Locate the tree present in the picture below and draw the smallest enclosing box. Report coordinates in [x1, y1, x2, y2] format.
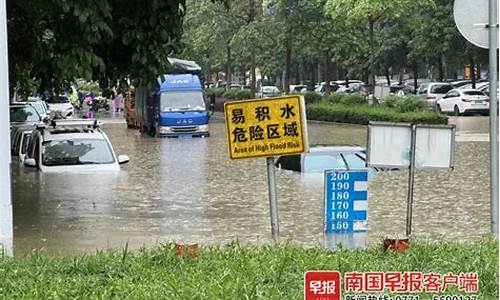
[326, 0, 433, 93]
[7, 0, 226, 95]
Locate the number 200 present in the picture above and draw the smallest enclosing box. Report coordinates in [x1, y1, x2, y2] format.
[332, 172, 349, 181]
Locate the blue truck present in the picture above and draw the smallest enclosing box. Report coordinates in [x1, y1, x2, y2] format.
[135, 59, 210, 138]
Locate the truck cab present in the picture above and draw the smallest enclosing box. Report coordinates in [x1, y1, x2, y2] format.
[154, 74, 209, 138]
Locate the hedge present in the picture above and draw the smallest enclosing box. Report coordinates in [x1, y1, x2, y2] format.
[382, 95, 426, 112]
[205, 88, 225, 97]
[306, 102, 448, 125]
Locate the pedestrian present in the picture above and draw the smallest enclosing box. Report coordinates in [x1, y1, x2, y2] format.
[113, 91, 123, 113]
[83, 95, 94, 119]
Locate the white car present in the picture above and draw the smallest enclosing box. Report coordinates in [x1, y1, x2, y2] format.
[11, 126, 33, 163]
[24, 119, 129, 173]
[417, 82, 453, 106]
[258, 86, 281, 98]
[437, 89, 489, 116]
[45, 95, 74, 118]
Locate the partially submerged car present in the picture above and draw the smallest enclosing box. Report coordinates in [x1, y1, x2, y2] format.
[24, 119, 129, 173]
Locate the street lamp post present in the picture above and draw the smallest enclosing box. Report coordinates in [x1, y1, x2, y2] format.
[0, 0, 13, 256]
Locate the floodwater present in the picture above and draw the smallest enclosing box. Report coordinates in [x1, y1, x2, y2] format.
[12, 115, 491, 253]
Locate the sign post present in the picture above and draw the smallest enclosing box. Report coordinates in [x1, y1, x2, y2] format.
[224, 95, 308, 241]
[405, 125, 417, 236]
[266, 157, 279, 240]
[367, 122, 456, 237]
[0, 0, 13, 256]
[453, 0, 499, 236]
[487, 0, 498, 236]
[324, 170, 369, 250]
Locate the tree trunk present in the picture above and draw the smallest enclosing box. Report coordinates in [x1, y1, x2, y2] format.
[385, 67, 391, 86]
[310, 61, 316, 91]
[324, 52, 331, 95]
[249, 0, 256, 98]
[438, 54, 444, 82]
[369, 18, 375, 96]
[284, 32, 292, 93]
[413, 63, 418, 94]
[471, 56, 476, 89]
[226, 44, 232, 90]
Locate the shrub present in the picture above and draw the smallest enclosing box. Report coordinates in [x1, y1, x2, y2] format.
[303, 92, 322, 104]
[383, 95, 426, 112]
[306, 102, 447, 125]
[222, 89, 251, 100]
[341, 93, 367, 105]
[324, 93, 367, 105]
[205, 88, 225, 97]
[324, 93, 345, 104]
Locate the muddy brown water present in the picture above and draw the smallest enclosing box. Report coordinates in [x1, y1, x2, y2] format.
[12, 116, 491, 253]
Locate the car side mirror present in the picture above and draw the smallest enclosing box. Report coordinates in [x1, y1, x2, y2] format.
[24, 158, 36, 168]
[118, 155, 130, 164]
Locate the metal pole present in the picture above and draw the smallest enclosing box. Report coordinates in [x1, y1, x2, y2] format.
[0, 0, 13, 256]
[266, 157, 279, 240]
[488, 0, 499, 236]
[405, 125, 417, 237]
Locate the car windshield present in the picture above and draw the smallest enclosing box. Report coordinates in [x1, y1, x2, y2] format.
[464, 91, 486, 96]
[160, 91, 205, 112]
[10, 106, 40, 122]
[42, 138, 115, 166]
[303, 154, 346, 173]
[342, 153, 366, 169]
[46, 96, 70, 104]
[430, 84, 453, 94]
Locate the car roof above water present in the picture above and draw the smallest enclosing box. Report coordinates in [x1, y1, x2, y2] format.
[42, 127, 105, 141]
[309, 144, 364, 153]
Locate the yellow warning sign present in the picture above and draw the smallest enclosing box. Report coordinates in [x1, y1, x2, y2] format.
[224, 95, 308, 159]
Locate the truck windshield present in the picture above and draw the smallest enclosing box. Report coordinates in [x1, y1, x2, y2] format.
[160, 91, 206, 112]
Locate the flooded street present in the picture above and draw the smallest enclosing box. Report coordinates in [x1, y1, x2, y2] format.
[12, 115, 491, 253]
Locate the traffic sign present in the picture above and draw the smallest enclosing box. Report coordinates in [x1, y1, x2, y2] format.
[453, 0, 498, 49]
[224, 95, 308, 159]
[324, 170, 368, 233]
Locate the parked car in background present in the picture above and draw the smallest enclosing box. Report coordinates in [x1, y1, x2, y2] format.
[27, 97, 50, 119]
[9, 103, 42, 128]
[437, 89, 489, 116]
[290, 85, 307, 93]
[24, 119, 129, 173]
[258, 86, 281, 98]
[334, 80, 364, 93]
[229, 83, 242, 89]
[417, 82, 453, 106]
[10, 126, 33, 162]
[457, 82, 489, 91]
[449, 80, 471, 88]
[45, 95, 74, 118]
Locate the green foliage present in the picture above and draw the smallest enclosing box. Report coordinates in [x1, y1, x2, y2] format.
[79, 82, 101, 95]
[0, 240, 497, 298]
[307, 102, 447, 124]
[325, 93, 367, 105]
[7, 0, 205, 93]
[205, 88, 226, 97]
[222, 89, 252, 100]
[303, 92, 322, 104]
[383, 95, 426, 112]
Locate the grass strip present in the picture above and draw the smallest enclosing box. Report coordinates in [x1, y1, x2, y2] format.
[0, 240, 497, 299]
